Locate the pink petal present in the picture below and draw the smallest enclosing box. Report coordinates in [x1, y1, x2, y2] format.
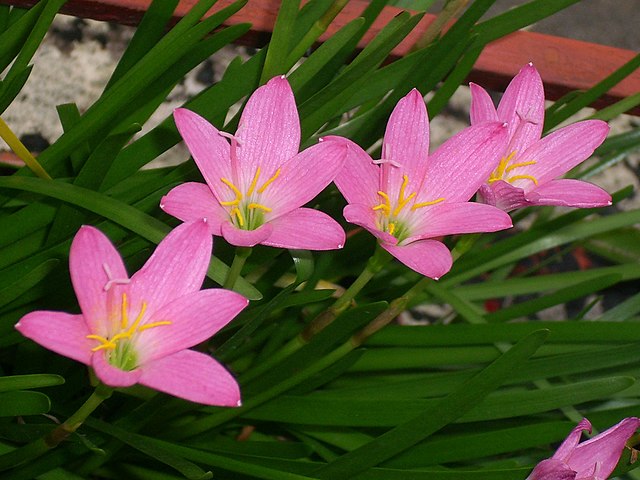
[137, 289, 248, 363]
[173, 108, 231, 203]
[421, 122, 508, 203]
[262, 139, 347, 215]
[262, 207, 346, 250]
[406, 202, 512, 242]
[525, 179, 612, 208]
[160, 182, 229, 236]
[236, 76, 301, 182]
[92, 351, 141, 387]
[382, 89, 430, 200]
[567, 417, 640, 478]
[553, 418, 592, 461]
[478, 181, 530, 212]
[469, 83, 498, 124]
[221, 221, 273, 247]
[521, 120, 609, 185]
[343, 204, 397, 245]
[526, 458, 577, 480]
[69, 226, 128, 333]
[139, 349, 241, 407]
[381, 239, 452, 279]
[497, 63, 545, 155]
[330, 136, 379, 207]
[128, 220, 212, 310]
[15, 311, 92, 365]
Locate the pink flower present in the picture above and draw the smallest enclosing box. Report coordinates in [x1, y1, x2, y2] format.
[15, 221, 248, 407]
[161, 76, 347, 250]
[527, 417, 640, 480]
[328, 89, 512, 279]
[470, 63, 611, 211]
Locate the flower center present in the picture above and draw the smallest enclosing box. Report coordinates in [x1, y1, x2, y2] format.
[219, 166, 280, 230]
[373, 174, 444, 242]
[488, 151, 538, 186]
[86, 293, 172, 371]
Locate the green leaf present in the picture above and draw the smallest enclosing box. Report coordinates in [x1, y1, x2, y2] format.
[260, 0, 300, 82]
[0, 374, 64, 393]
[0, 259, 58, 308]
[0, 391, 50, 417]
[312, 330, 548, 479]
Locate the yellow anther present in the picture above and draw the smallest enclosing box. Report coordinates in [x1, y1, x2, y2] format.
[230, 207, 245, 227]
[220, 177, 243, 205]
[392, 174, 417, 216]
[507, 174, 538, 185]
[411, 197, 445, 210]
[138, 321, 172, 332]
[506, 160, 537, 172]
[247, 167, 261, 196]
[121, 293, 128, 329]
[86, 334, 117, 352]
[248, 203, 272, 212]
[489, 151, 517, 182]
[258, 168, 281, 193]
[374, 191, 392, 217]
[388, 223, 396, 236]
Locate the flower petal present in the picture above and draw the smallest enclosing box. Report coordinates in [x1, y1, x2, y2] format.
[128, 220, 212, 311]
[406, 202, 512, 242]
[138, 289, 248, 363]
[173, 108, 231, 202]
[262, 207, 346, 250]
[382, 89, 430, 198]
[469, 83, 499, 124]
[15, 312, 92, 365]
[420, 122, 508, 203]
[567, 417, 640, 479]
[92, 351, 141, 387]
[478, 181, 530, 212]
[497, 63, 545, 155]
[70, 226, 128, 333]
[381, 239, 452, 279]
[526, 458, 577, 480]
[160, 182, 229, 236]
[139, 349, 241, 407]
[343, 204, 397, 245]
[553, 418, 592, 461]
[330, 136, 379, 207]
[221, 221, 273, 247]
[262, 139, 347, 216]
[525, 179, 612, 208]
[236, 76, 300, 182]
[521, 120, 609, 185]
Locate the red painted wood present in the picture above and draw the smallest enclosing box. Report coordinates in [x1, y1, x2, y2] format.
[2, 0, 639, 113]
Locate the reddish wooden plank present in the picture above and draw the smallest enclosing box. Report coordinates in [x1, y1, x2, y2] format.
[2, 0, 639, 114]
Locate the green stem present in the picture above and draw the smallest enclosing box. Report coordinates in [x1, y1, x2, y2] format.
[0, 383, 112, 471]
[0, 117, 52, 180]
[223, 246, 252, 290]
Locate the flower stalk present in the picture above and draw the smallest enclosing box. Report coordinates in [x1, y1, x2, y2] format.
[223, 246, 252, 290]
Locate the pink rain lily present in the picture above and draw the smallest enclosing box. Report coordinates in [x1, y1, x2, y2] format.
[16, 221, 248, 407]
[328, 89, 513, 279]
[526, 417, 640, 480]
[161, 76, 347, 250]
[470, 63, 611, 211]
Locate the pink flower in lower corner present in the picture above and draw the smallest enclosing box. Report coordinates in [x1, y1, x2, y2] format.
[161, 75, 347, 250]
[328, 89, 513, 279]
[470, 63, 611, 212]
[16, 221, 248, 407]
[527, 417, 640, 480]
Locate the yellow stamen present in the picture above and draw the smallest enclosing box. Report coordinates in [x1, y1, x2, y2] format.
[138, 321, 172, 332]
[247, 167, 261, 196]
[230, 207, 245, 227]
[393, 174, 416, 216]
[507, 174, 538, 185]
[87, 334, 116, 352]
[388, 222, 396, 236]
[506, 160, 537, 172]
[489, 151, 517, 182]
[120, 293, 129, 329]
[411, 197, 445, 210]
[248, 203, 272, 212]
[258, 168, 281, 193]
[220, 177, 243, 205]
[374, 191, 392, 216]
